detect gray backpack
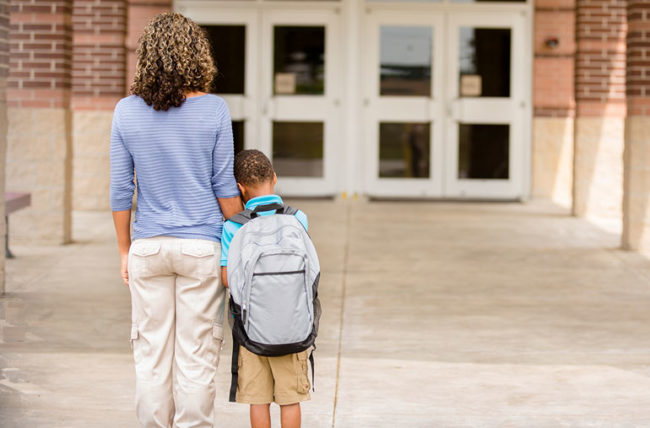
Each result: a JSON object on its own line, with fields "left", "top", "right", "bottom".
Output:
{"left": 227, "top": 202, "right": 321, "bottom": 401}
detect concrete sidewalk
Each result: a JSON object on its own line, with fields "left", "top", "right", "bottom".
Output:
{"left": 2, "top": 200, "right": 650, "bottom": 427}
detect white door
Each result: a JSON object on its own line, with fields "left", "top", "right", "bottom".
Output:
{"left": 364, "top": 10, "right": 445, "bottom": 197}
{"left": 445, "top": 12, "right": 528, "bottom": 199}
{"left": 260, "top": 10, "right": 342, "bottom": 196}
{"left": 180, "top": 6, "right": 259, "bottom": 155}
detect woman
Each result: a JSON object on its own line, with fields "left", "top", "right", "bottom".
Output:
{"left": 110, "top": 13, "right": 242, "bottom": 427}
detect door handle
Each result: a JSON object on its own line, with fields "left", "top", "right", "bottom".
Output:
{"left": 262, "top": 99, "right": 275, "bottom": 116}
{"left": 447, "top": 98, "right": 461, "bottom": 121}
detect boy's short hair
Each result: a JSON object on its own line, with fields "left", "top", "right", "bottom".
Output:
{"left": 234, "top": 149, "right": 275, "bottom": 186}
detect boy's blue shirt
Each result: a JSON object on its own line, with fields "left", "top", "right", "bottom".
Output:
{"left": 220, "top": 194, "right": 308, "bottom": 267}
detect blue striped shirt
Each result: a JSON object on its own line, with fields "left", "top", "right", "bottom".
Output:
{"left": 110, "top": 94, "right": 239, "bottom": 241}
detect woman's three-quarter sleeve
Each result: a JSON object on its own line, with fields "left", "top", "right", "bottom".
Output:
{"left": 109, "top": 106, "right": 136, "bottom": 211}
{"left": 211, "top": 104, "right": 239, "bottom": 198}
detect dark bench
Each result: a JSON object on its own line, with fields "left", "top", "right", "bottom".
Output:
{"left": 5, "top": 192, "right": 31, "bottom": 258}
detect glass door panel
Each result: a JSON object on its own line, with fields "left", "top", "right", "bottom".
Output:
{"left": 459, "top": 27, "right": 511, "bottom": 98}
{"left": 204, "top": 25, "right": 246, "bottom": 94}
{"left": 273, "top": 27, "right": 325, "bottom": 95}
{"left": 380, "top": 26, "right": 432, "bottom": 97}
{"left": 272, "top": 121, "right": 324, "bottom": 177}
{"left": 379, "top": 122, "right": 431, "bottom": 178}
{"left": 365, "top": 11, "right": 444, "bottom": 197}
{"left": 261, "top": 10, "right": 341, "bottom": 196}
{"left": 445, "top": 12, "right": 526, "bottom": 199}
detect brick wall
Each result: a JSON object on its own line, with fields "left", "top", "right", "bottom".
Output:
{"left": 626, "top": 0, "right": 650, "bottom": 116}
{"left": 72, "top": 0, "right": 126, "bottom": 110}
{"left": 8, "top": 0, "right": 71, "bottom": 109}
{"left": 534, "top": 0, "right": 576, "bottom": 118}
{"left": 575, "top": 0, "right": 627, "bottom": 117}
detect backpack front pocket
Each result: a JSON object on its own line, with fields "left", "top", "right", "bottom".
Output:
{"left": 245, "top": 253, "right": 312, "bottom": 345}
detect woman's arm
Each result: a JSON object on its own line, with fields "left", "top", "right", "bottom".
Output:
{"left": 112, "top": 209, "right": 132, "bottom": 286}
{"left": 211, "top": 103, "right": 241, "bottom": 217}
{"left": 218, "top": 196, "right": 243, "bottom": 220}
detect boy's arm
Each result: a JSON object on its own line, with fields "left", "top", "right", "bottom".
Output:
{"left": 220, "top": 221, "right": 236, "bottom": 288}
{"left": 221, "top": 267, "right": 228, "bottom": 288}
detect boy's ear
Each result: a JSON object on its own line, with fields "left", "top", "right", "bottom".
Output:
{"left": 272, "top": 173, "right": 277, "bottom": 186}
{"left": 237, "top": 182, "right": 245, "bottom": 197}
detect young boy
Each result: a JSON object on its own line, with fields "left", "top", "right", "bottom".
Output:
{"left": 221, "top": 149, "right": 310, "bottom": 428}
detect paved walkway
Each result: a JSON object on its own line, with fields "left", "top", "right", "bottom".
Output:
{"left": 2, "top": 200, "right": 650, "bottom": 427}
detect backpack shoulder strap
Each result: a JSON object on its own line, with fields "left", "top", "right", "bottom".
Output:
{"left": 229, "top": 203, "right": 298, "bottom": 225}
{"left": 228, "top": 209, "right": 254, "bottom": 226}
{"left": 283, "top": 205, "right": 298, "bottom": 216}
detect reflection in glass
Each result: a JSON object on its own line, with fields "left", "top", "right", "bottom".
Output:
{"left": 274, "top": 26, "right": 325, "bottom": 95}
{"left": 459, "top": 27, "right": 511, "bottom": 97}
{"left": 458, "top": 124, "right": 509, "bottom": 179}
{"left": 232, "top": 121, "right": 244, "bottom": 155}
{"left": 203, "top": 25, "right": 246, "bottom": 94}
{"left": 273, "top": 122, "right": 324, "bottom": 177}
{"left": 379, "top": 122, "right": 430, "bottom": 178}
{"left": 380, "top": 26, "right": 432, "bottom": 97}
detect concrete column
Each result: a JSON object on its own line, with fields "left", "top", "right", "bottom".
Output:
{"left": 71, "top": 0, "right": 127, "bottom": 211}
{"left": 531, "top": 0, "right": 576, "bottom": 208}
{"left": 573, "top": 0, "right": 627, "bottom": 220}
{"left": 0, "top": 1, "right": 8, "bottom": 294}
{"left": 7, "top": 0, "right": 72, "bottom": 244}
{"left": 622, "top": 1, "right": 650, "bottom": 252}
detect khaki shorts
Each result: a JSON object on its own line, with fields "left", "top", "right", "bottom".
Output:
{"left": 236, "top": 346, "right": 311, "bottom": 405}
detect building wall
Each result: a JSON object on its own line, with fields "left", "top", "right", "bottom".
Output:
{"left": 622, "top": 1, "right": 650, "bottom": 252}
{"left": 573, "top": 0, "right": 627, "bottom": 220}
{"left": 0, "top": 0, "right": 8, "bottom": 293}
{"left": 7, "top": 0, "right": 72, "bottom": 244}
{"left": 71, "top": 0, "right": 126, "bottom": 211}
{"left": 532, "top": 0, "right": 576, "bottom": 208}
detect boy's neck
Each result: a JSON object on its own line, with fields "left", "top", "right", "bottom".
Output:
{"left": 242, "top": 184, "right": 276, "bottom": 204}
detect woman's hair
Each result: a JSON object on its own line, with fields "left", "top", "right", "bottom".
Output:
{"left": 234, "top": 150, "right": 275, "bottom": 186}
{"left": 131, "top": 13, "right": 216, "bottom": 111}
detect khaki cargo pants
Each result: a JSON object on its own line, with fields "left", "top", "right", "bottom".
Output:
{"left": 128, "top": 237, "right": 226, "bottom": 428}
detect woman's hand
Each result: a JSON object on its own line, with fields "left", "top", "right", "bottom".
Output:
{"left": 113, "top": 210, "right": 132, "bottom": 287}
{"left": 120, "top": 252, "right": 129, "bottom": 286}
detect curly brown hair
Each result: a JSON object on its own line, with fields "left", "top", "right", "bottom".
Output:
{"left": 130, "top": 12, "right": 216, "bottom": 111}
{"left": 234, "top": 150, "right": 275, "bottom": 186}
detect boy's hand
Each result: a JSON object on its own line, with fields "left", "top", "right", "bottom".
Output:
{"left": 221, "top": 267, "right": 229, "bottom": 288}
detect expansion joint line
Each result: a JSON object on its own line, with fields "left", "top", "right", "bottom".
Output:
{"left": 331, "top": 202, "right": 351, "bottom": 428}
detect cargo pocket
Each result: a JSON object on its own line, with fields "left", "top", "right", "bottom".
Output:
{"left": 130, "top": 323, "right": 142, "bottom": 363}
{"left": 129, "top": 241, "right": 161, "bottom": 277}
{"left": 181, "top": 241, "right": 218, "bottom": 276}
{"left": 212, "top": 321, "right": 224, "bottom": 367}
{"left": 296, "top": 351, "right": 311, "bottom": 394}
